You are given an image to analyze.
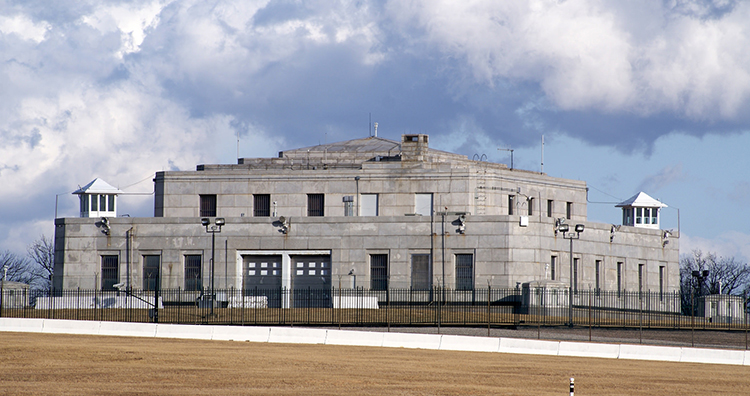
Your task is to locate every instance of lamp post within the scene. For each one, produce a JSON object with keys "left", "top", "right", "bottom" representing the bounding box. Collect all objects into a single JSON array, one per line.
[
  {"left": 558, "top": 222, "right": 585, "bottom": 327},
  {"left": 201, "top": 217, "right": 225, "bottom": 315},
  {"left": 691, "top": 269, "right": 709, "bottom": 315}
]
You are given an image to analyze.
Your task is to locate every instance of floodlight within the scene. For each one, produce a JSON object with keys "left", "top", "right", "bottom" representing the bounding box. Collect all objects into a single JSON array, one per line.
[
  {"left": 575, "top": 224, "right": 585, "bottom": 233},
  {"left": 215, "top": 218, "right": 225, "bottom": 226},
  {"left": 201, "top": 218, "right": 210, "bottom": 226}
]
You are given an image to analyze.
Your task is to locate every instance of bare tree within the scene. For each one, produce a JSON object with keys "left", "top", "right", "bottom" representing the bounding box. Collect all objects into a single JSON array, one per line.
[
  {"left": 0, "top": 250, "right": 35, "bottom": 285},
  {"left": 680, "top": 250, "right": 750, "bottom": 314},
  {"left": 27, "top": 235, "right": 54, "bottom": 290}
]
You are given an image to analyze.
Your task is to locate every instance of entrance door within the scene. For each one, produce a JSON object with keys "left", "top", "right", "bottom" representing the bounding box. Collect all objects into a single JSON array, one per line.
[
  {"left": 291, "top": 255, "right": 332, "bottom": 308},
  {"left": 243, "top": 255, "right": 282, "bottom": 308}
]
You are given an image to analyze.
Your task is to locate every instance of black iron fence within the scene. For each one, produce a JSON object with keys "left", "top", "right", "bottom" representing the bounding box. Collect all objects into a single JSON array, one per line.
[{"left": 1, "top": 287, "right": 747, "bottom": 331}]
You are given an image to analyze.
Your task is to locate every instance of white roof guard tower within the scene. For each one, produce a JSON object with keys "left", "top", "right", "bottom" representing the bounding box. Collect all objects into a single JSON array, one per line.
[
  {"left": 616, "top": 192, "right": 667, "bottom": 229},
  {"left": 73, "top": 178, "right": 123, "bottom": 218}
]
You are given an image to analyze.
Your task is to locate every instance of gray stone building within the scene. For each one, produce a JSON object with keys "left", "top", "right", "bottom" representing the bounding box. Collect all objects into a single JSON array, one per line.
[{"left": 53, "top": 133, "right": 679, "bottom": 307}]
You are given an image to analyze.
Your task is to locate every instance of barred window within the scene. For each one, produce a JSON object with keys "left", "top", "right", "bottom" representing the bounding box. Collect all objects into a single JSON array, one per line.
[
  {"left": 185, "top": 255, "right": 202, "bottom": 291},
  {"left": 455, "top": 254, "right": 474, "bottom": 290},
  {"left": 547, "top": 200, "right": 553, "bottom": 218},
  {"left": 308, "top": 194, "right": 324, "bottom": 216},
  {"left": 411, "top": 254, "right": 431, "bottom": 290},
  {"left": 143, "top": 255, "right": 160, "bottom": 291},
  {"left": 101, "top": 255, "right": 119, "bottom": 291},
  {"left": 200, "top": 194, "right": 217, "bottom": 217},
  {"left": 254, "top": 194, "right": 271, "bottom": 217},
  {"left": 370, "top": 254, "right": 388, "bottom": 291}
]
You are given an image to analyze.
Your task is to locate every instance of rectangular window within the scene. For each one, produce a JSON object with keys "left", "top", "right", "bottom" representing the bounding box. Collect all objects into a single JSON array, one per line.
[
  {"left": 527, "top": 197, "right": 534, "bottom": 216},
  {"left": 573, "top": 258, "right": 579, "bottom": 294},
  {"left": 307, "top": 194, "right": 325, "bottom": 216},
  {"left": 415, "top": 193, "right": 433, "bottom": 216},
  {"left": 100, "top": 195, "right": 107, "bottom": 211},
  {"left": 343, "top": 196, "right": 354, "bottom": 216},
  {"left": 617, "top": 262, "right": 623, "bottom": 296},
  {"left": 143, "top": 255, "right": 160, "bottom": 291},
  {"left": 253, "top": 194, "right": 271, "bottom": 217},
  {"left": 410, "top": 254, "right": 432, "bottom": 290},
  {"left": 101, "top": 255, "right": 119, "bottom": 291},
  {"left": 200, "top": 194, "right": 217, "bottom": 217},
  {"left": 108, "top": 195, "right": 115, "bottom": 212},
  {"left": 566, "top": 202, "right": 573, "bottom": 219},
  {"left": 370, "top": 254, "right": 388, "bottom": 291},
  {"left": 595, "top": 260, "right": 602, "bottom": 295},
  {"left": 455, "top": 254, "right": 474, "bottom": 291},
  {"left": 91, "top": 194, "right": 98, "bottom": 211},
  {"left": 635, "top": 207, "right": 642, "bottom": 224},
  {"left": 659, "top": 265, "right": 665, "bottom": 300},
  {"left": 547, "top": 200, "right": 553, "bottom": 217},
  {"left": 360, "top": 194, "right": 378, "bottom": 216},
  {"left": 508, "top": 195, "right": 515, "bottom": 215},
  {"left": 638, "top": 263, "right": 644, "bottom": 294},
  {"left": 185, "top": 255, "right": 202, "bottom": 291},
  {"left": 623, "top": 208, "right": 633, "bottom": 226},
  {"left": 550, "top": 255, "right": 557, "bottom": 280}
]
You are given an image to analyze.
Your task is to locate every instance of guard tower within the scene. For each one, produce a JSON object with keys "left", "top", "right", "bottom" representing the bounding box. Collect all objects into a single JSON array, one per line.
[
  {"left": 616, "top": 192, "right": 667, "bottom": 229},
  {"left": 73, "top": 178, "right": 123, "bottom": 218}
]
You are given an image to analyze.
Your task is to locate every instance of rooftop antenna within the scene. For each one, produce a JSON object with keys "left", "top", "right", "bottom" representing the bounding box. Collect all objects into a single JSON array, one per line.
[
  {"left": 498, "top": 147, "right": 514, "bottom": 170},
  {"left": 374, "top": 122, "right": 378, "bottom": 137},
  {"left": 237, "top": 128, "right": 240, "bottom": 161},
  {"left": 541, "top": 135, "right": 544, "bottom": 173},
  {"left": 369, "top": 113, "right": 372, "bottom": 137}
]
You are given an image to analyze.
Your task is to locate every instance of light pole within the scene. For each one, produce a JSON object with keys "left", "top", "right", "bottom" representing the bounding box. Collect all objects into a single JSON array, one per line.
[
  {"left": 558, "top": 222, "right": 585, "bottom": 327},
  {"left": 201, "top": 217, "right": 225, "bottom": 315}
]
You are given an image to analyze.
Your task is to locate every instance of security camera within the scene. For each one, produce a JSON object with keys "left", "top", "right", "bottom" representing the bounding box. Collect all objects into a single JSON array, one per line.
[{"left": 113, "top": 282, "right": 126, "bottom": 291}]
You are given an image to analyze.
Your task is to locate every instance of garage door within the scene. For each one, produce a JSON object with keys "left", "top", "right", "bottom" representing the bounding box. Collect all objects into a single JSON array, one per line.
[
  {"left": 243, "top": 255, "right": 282, "bottom": 308},
  {"left": 292, "top": 255, "right": 331, "bottom": 308}
]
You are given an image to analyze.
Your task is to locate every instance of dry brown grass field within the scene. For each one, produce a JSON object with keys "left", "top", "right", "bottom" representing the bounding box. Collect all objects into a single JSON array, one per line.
[{"left": 1, "top": 332, "right": 749, "bottom": 395}]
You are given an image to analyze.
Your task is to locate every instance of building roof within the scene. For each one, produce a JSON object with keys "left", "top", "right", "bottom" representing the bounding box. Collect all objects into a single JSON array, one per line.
[
  {"left": 615, "top": 192, "right": 667, "bottom": 208},
  {"left": 73, "top": 178, "right": 123, "bottom": 195},
  {"left": 283, "top": 136, "right": 401, "bottom": 155}
]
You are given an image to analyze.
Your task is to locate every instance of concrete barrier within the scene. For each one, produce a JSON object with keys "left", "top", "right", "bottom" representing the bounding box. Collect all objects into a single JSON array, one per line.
[
  {"left": 42, "top": 319, "right": 101, "bottom": 335},
  {"left": 498, "top": 337, "right": 560, "bottom": 355},
  {"left": 325, "top": 329, "right": 384, "bottom": 347},
  {"left": 558, "top": 341, "right": 620, "bottom": 359},
  {"left": 382, "top": 332, "right": 442, "bottom": 350},
  {"left": 155, "top": 324, "right": 214, "bottom": 340},
  {"left": 212, "top": 326, "right": 271, "bottom": 342},
  {"left": 331, "top": 296, "right": 379, "bottom": 309},
  {"left": 268, "top": 327, "right": 328, "bottom": 344},
  {"left": 99, "top": 321, "right": 157, "bottom": 338},
  {"left": 439, "top": 335, "right": 500, "bottom": 353},
  {"left": 0, "top": 318, "right": 45, "bottom": 333},
  {"left": 618, "top": 344, "right": 682, "bottom": 362},
  {"left": 680, "top": 347, "right": 745, "bottom": 366},
  {"left": 744, "top": 351, "right": 750, "bottom": 366}
]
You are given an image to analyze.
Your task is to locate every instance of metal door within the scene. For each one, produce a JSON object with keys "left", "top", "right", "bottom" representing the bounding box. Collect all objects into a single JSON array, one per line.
[
  {"left": 243, "top": 255, "right": 282, "bottom": 308},
  {"left": 291, "top": 255, "right": 332, "bottom": 308}
]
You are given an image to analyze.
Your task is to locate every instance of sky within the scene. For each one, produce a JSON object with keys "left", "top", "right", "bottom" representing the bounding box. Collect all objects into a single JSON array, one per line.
[{"left": 1, "top": 0, "right": 749, "bottom": 263}]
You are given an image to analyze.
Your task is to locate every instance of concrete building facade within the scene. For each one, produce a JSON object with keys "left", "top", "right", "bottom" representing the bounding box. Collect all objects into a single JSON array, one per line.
[{"left": 53, "top": 134, "right": 679, "bottom": 305}]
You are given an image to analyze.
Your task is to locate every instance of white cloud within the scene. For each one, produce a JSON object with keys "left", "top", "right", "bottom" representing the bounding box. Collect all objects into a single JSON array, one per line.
[
  {"left": 80, "top": 0, "right": 173, "bottom": 58},
  {"left": 0, "top": 14, "right": 50, "bottom": 43},
  {"left": 387, "top": 0, "right": 750, "bottom": 121},
  {"left": 636, "top": 163, "right": 687, "bottom": 193},
  {"left": 681, "top": 231, "right": 750, "bottom": 264}
]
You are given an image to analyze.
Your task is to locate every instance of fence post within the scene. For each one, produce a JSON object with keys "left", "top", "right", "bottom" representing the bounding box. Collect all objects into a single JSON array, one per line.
[{"left": 487, "top": 285, "right": 491, "bottom": 337}]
